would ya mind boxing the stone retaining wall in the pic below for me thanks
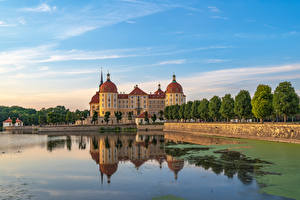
[137,124,164,131]
[164,123,300,143]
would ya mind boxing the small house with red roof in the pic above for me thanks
[15,118,24,127]
[3,117,23,128]
[3,117,13,128]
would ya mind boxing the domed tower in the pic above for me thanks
[165,74,185,106]
[99,73,118,117]
[167,155,184,180]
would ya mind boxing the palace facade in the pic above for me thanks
[89,71,186,118]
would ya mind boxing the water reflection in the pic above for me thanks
[44,132,273,185]
[1,132,288,200]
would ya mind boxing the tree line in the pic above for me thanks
[164,81,300,123]
[0,105,89,127]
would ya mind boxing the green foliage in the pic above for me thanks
[151,114,157,123]
[91,111,98,124]
[178,104,185,121]
[234,90,252,120]
[191,100,200,120]
[209,96,221,121]
[164,106,170,120]
[114,111,123,123]
[220,94,235,121]
[104,111,110,124]
[158,110,164,121]
[144,111,149,124]
[128,111,133,121]
[252,84,273,122]
[198,99,209,121]
[184,101,193,120]
[273,81,300,122]
[171,104,180,121]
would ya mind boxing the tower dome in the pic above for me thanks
[100,73,118,93]
[166,74,183,94]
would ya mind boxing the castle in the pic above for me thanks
[89,71,186,120]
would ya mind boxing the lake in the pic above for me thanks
[0,131,299,200]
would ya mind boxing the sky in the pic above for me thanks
[0,0,300,110]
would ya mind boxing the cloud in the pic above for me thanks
[1,63,299,110]
[57,26,97,39]
[208,6,220,12]
[125,20,136,24]
[157,59,186,65]
[0,20,14,27]
[210,16,228,20]
[21,3,56,13]
[118,64,300,101]
[204,59,230,64]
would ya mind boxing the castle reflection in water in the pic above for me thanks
[89,133,184,184]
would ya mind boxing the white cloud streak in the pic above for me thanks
[157,59,186,65]
[208,6,220,12]
[21,3,56,13]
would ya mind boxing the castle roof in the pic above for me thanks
[118,94,129,99]
[100,73,118,93]
[166,75,183,94]
[89,92,99,104]
[129,85,148,95]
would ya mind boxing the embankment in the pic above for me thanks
[4,124,136,133]
[164,122,300,143]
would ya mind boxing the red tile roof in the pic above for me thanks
[149,94,165,99]
[4,117,12,123]
[100,80,118,93]
[15,118,22,123]
[118,94,128,99]
[90,92,99,104]
[166,81,183,93]
[137,112,151,118]
[129,86,148,95]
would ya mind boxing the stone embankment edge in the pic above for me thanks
[163,122,300,144]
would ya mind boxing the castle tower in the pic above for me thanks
[165,74,185,106]
[99,73,118,117]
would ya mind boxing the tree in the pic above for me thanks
[220,94,235,122]
[91,111,98,124]
[273,81,300,122]
[234,90,252,121]
[171,104,180,121]
[191,100,200,121]
[209,96,221,121]
[114,111,123,123]
[104,111,110,124]
[164,106,170,120]
[151,114,157,123]
[252,84,273,123]
[144,111,149,124]
[66,111,75,124]
[198,99,209,122]
[184,101,193,121]
[128,111,133,122]
[179,104,185,121]
[158,110,164,121]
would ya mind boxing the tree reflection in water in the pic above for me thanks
[46,133,275,185]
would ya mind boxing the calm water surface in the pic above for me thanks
[0,132,297,200]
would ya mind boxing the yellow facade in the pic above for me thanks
[90,73,186,118]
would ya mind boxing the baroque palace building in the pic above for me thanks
[89,71,186,119]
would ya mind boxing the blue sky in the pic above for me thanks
[0,0,299,110]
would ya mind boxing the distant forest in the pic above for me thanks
[0,106,89,128]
